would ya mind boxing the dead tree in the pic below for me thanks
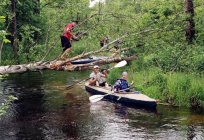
[0,55,137,74]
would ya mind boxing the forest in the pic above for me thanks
[0,0,204,112]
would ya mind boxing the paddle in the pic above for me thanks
[66,60,127,89]
[89,87,132,103]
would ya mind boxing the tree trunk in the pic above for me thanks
[0,56,137,74]
[184,0,195,43]
[35,0,40,14]
[0,41,4,64]
[67,55,138,71]
[10,0,18,58]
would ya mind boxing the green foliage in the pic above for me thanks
[107,68,122,85]
[0,0,204,109]
[0,16,10,44]
[0,0,203,68]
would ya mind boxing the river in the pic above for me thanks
[0,71,204,140]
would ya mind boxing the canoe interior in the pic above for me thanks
[85,83,157,110]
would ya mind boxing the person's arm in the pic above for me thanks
[103,73,108,78]
[89,73,98,86]
[113,80,121,92]
[66,28,79,41]
[128,81,134,88]
[99,73,106,78]
[72,35,79,41]
[89,78,98,85]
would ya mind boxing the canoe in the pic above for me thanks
[71,56,108,65]
[85,82,157,109]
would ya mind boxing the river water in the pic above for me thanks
[0,71,204,140]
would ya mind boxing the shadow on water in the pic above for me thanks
[0,71,204,140]
[0,72,47,139]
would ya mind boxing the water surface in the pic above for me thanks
[0,71,204,140]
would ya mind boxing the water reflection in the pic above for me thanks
[89,101,204,140]
[113,104,128,119]
[89,101,159,139]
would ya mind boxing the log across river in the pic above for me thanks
[0,55,137,74]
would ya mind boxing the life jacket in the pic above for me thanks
[115,78,129,91]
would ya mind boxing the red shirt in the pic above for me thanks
[63,23,74,39]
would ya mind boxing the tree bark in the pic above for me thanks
[65,55,137,71]
[10,0,18,58]
[0,41,4,64]
[184,0,195,43]
[0,56,137,74]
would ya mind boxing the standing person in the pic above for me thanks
[60,21,78,59]
[113,72,131,92]
[89,65,106,86]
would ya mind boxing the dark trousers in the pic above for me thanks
[60,36,71,52]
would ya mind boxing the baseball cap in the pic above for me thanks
[93,65,99,69]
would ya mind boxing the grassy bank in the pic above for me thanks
[107,65,204,108]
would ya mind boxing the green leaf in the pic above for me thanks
[0,16,5,19]
[3,39,11,44]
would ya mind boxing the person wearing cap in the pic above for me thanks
[60,21,79,60]
[89,65,106,86]
[113,71,130,92]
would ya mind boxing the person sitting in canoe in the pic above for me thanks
[89,65,107,87]
[113,71,131,92]
[100,68,110,88]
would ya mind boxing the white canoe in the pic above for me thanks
[85,82,157,109]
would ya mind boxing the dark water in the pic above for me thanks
[0,71,204,140]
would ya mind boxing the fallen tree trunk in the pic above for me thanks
[0,55,137,75]
[0,61,50,74]
[62,55,137,71]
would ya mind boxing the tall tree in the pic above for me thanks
[184,0,195,43]
[10,0,18,58]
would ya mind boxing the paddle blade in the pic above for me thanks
[89,95,104,103]
[114,60,127,68]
